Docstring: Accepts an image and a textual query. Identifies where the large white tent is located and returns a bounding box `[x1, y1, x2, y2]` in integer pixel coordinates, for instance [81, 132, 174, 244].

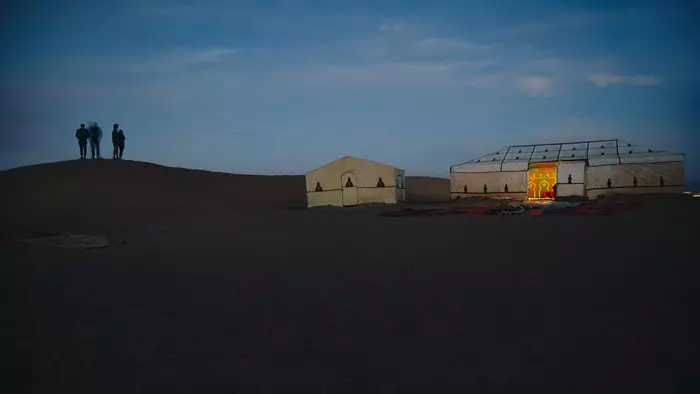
[450, 139, 685, 199]
[306, 156, 406, 207]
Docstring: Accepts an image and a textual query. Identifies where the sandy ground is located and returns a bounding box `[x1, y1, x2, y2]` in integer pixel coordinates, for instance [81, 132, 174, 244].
[2, 160, 699, 393]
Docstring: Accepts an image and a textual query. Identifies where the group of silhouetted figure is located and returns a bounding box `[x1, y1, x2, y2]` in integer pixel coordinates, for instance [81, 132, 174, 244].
[75, 122, 126, 160]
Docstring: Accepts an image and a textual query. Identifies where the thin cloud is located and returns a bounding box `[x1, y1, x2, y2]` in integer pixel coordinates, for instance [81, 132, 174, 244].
[587, 73, 663, 87]
[515, 76, 554, 96]
[463, 73, 506, 88]
[378, 21, 407, 32]
[413, 38, 497, 52]
[304, 61, 497, 85]
[186, 48, 238, 64]
[498, 12, 619, 38]
[120, 47, 238, 74]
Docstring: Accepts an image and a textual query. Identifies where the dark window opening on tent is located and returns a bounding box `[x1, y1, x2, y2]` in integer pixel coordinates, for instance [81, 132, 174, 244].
[315, 182, 323, 192]
[648, 149, 653, 153]
[571, 154, 575, 157]
[601, 145, 605, 148]
[376, 177, 385, 187]
[659, 176, 664, 187]
[544, 149, 548, 152]
[515, 156, 520, 160]
[629, 150, 633, 154]
[504, 184, 509, 193]
[463, 185, 467, 193]
[628, 143, 632, 147]
[542, 155, 547, 159]
[568, 174, 572, 184]
[607, 178, 612, 188]
[572, 147, 576, 150]
[518, 150, 522, 153]
[483, 184, 488, 194]
[491, 158, 496, 161]
[601, 152, 605, 155]
[476, 159, 480, 162]
[345, 178, 354, 188]
[633, 177, 638, 187]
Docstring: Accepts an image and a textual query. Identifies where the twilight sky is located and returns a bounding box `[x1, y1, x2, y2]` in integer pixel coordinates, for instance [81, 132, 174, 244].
[2, 0, 699, 179]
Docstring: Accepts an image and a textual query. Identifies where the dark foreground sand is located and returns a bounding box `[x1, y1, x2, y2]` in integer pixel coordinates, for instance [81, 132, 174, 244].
[2, 160, 698, 393]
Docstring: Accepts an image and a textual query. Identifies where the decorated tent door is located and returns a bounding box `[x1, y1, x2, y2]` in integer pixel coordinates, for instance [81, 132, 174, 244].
[528, 163, 557, 199]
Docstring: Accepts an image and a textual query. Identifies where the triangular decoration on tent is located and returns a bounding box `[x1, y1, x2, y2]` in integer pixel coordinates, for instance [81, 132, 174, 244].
[315, 182, 323, 192]
[345, 177, 354, 188]
[377, 177, 385, 187]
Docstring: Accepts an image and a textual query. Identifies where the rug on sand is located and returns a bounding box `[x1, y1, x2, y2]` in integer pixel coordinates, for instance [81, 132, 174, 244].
[12, 232, 122, 249]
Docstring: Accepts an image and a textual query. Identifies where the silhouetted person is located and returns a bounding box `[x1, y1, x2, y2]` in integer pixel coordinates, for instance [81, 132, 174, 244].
[75, 123, 89, 159]
[111, 124, 119, 159]
[88, 122, 103, 159]
[116, 129, 126, 159]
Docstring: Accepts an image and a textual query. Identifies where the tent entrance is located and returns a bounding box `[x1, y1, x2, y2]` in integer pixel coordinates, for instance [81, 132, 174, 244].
[341, 172, 359, 206]
[528, 162, 557, 199]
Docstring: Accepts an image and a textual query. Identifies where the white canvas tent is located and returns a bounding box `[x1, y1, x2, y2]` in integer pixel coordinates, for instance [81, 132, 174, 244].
[450, 139, 685, 199]
[306, 156, 406, 207]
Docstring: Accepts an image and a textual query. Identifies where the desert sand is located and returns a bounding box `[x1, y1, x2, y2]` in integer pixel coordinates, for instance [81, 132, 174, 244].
[2, 160, 698, 393]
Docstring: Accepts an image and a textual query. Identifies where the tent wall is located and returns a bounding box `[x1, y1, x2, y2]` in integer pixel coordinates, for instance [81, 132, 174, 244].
[450, 171, 527, 198]
[306, 157, 402, 207]
[307, 188, 399, 207]
[585, 162, 684, 198]
[307, 190, 343, 207]
[556, 161, 586, 197]
[394, 169, 406, 202]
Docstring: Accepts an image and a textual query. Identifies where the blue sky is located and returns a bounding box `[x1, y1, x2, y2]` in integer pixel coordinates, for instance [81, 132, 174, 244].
[2, 0, 699, 179]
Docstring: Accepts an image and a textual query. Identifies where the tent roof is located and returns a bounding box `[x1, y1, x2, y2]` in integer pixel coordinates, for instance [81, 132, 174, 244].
[307, 156, 404, 175]
[451, 139, 685, 173]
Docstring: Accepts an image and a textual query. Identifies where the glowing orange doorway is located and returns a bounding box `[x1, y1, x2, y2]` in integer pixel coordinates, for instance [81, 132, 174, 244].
[528, 163, 557, 199]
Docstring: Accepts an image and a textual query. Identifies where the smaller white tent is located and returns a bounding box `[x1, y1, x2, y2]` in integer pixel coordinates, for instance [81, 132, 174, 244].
[306, 156, 406, 207]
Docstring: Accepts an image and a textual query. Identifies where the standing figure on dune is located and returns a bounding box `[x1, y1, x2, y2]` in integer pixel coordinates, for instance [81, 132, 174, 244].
[88, 121, 103, 159]
[75, 123, 89, 159]
[111, 123, 119, 159]
[116, 129, 126, 159]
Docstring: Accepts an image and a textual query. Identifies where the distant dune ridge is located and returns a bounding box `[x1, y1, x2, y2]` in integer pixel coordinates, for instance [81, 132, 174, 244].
[0, 160, 451, 238]
[1, 160, 306, 212]
[0, 160, 451, 207]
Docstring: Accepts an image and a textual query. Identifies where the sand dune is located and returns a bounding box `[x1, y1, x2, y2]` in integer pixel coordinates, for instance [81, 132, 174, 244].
[2, 160, 698, 393]
[1, 160, 449, 211]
